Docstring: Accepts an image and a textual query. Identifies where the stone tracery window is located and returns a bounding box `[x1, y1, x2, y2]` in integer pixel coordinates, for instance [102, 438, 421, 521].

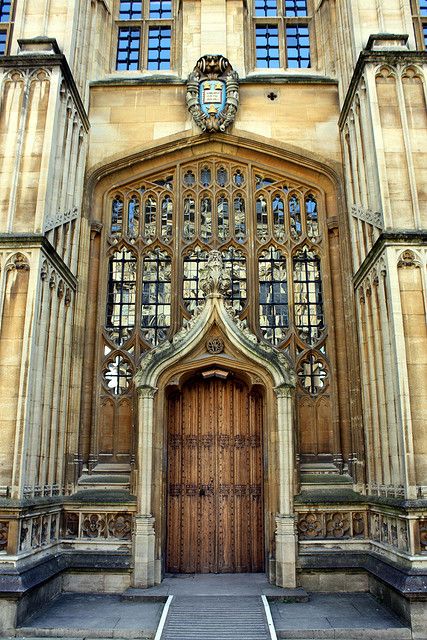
[102, 160, 327, 401]
[97, 156, 335, 468]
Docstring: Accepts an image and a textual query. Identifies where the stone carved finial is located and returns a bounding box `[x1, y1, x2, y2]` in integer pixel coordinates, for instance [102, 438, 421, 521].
[199, 250, 231, 297]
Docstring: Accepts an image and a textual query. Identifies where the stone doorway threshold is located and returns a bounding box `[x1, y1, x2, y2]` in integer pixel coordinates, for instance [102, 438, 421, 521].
[123, 572, 308, 600]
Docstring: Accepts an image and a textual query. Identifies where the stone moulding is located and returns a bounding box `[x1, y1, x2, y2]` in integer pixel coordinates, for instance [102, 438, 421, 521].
[133, 250, 296, 589]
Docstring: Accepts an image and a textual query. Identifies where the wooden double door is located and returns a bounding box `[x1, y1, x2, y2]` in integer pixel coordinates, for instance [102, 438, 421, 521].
[166, 373, 264, 573]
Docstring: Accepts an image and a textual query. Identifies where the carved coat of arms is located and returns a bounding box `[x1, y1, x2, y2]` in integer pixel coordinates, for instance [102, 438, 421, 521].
[186, 55, 239, 133]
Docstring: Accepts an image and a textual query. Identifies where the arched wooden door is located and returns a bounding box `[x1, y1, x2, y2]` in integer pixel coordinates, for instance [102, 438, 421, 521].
[166, 373, 264, 573]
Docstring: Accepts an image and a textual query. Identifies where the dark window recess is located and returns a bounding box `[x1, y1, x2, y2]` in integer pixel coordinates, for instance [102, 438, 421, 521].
[256, 24, 280, 68]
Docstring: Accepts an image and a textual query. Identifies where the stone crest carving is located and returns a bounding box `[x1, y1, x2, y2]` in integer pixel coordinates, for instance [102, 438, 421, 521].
[186, 55, 239, 132]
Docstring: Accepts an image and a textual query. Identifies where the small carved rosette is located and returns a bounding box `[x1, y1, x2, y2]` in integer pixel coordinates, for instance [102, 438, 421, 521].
[186, 55, 239, 133]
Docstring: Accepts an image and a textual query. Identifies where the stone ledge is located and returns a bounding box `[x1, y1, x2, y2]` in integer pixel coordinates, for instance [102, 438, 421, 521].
[298, 551, 427, 599]
[0, 551, 132, 595]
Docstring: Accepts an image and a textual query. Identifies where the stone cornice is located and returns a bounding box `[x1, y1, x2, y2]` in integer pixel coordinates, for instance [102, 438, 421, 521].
[339, 46, 427, 130]
[0, 38, 90, 132]
[353, 230, 427, 288]
[0, 234, 78, 289]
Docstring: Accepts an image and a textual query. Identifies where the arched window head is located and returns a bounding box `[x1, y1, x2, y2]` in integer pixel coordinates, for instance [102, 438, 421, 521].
[111, 195, 124, 236]
[305, 194, 319, 240]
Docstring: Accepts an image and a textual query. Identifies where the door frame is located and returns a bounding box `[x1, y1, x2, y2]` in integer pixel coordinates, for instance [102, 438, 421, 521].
[165, 369, 266, 574]
[132, 255, 296, 588]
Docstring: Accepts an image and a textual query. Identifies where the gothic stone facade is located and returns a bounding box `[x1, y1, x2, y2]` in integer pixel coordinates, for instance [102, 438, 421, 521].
[0, 0, 426, 636]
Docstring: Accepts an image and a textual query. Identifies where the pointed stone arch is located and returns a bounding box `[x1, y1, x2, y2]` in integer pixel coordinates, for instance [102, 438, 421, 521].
[133, 251, 297, 588]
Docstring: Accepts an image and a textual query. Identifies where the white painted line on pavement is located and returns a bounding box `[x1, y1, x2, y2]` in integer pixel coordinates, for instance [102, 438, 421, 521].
[261, 594, 278, 640]
[154, 594, 173, 640]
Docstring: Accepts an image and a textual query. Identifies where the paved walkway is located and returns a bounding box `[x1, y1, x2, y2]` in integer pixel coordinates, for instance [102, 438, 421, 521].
[270, 592, 411, 639]
[13, 575, 412, 640]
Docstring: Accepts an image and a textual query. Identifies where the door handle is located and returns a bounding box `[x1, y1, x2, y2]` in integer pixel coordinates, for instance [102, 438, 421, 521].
[199, 487, 205, 497]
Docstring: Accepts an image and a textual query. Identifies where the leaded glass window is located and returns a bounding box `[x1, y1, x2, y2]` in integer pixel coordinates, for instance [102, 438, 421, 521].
[183, 247, 208, 313]
[222, 248, 247, 313]
[103, 160, 326, 400]
[106, 249, 137, 346]
[144, 195, 157, 242]
[412, 1, 427, 49]
[259, 247, 289, 345]
[0, 0, 12, 55]
[253, 0, 311, 69]
[111, 196, 124, 236]
[115, 0, 173, 71]
[128, 195, 140, 239]
[141, 249, 171, 345]
[305, 194, 319, 240]
[293, 247, 324, 345]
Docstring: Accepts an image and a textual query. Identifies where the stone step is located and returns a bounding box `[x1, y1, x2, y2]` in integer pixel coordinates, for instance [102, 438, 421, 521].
[160, 595, 271, 640]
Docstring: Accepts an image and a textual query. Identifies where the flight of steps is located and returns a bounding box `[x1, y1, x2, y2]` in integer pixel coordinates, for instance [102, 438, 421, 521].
[160, 595, 271, 640]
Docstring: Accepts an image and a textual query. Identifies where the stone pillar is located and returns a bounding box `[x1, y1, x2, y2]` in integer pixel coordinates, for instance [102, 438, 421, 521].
[132, 385, 158, 588]
[274, 385, 297, 588]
